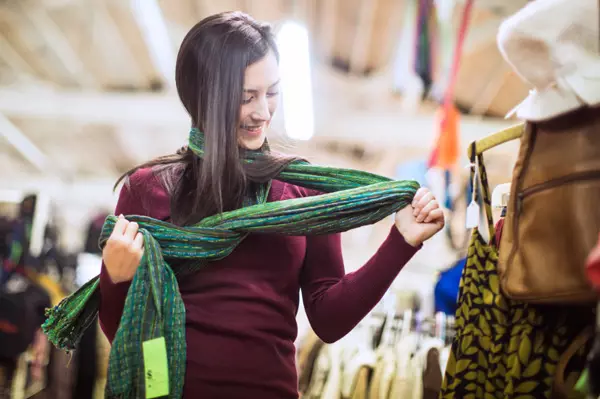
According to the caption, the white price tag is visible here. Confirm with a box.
[465,200,480,229]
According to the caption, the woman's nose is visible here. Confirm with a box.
[251,96,271,121]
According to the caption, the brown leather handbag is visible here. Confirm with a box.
[498,107,600,303]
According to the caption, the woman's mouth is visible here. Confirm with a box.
[240,124,264,137]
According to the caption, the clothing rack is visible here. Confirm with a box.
[368,290,456,346]
[377,310,456,347]
[298,308,456,399]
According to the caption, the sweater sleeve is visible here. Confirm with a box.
[98,168,169,342]
[300,226,421,343]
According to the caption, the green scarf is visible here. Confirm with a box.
[42,129,419,398]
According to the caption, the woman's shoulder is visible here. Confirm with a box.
[117,167,170,219]
[126,167,164,192]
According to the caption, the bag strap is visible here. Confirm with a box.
[553,326,593,397]
[468,141,495,239]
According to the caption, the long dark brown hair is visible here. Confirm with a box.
[115,11,301,226]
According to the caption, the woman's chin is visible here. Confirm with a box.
[238,133,267,150]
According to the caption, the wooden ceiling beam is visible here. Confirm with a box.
[157,0,200,27]
[0,34,37,78]
[239,0,252,14]
[349,0,378,74]
[469,64,510,115]
[0,5,65,83]
[462,17,502,55]
[128,0,177,91]
[194,0,213,19]
[318,0,338,58]
[14,3,96,88]
[195,0,241,18]
[0,112,52,173]
[85,2,148,89]
[373,0,406,69]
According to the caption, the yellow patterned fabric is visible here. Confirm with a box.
[440,150,594,399]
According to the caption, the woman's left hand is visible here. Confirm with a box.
[395,187,445,247]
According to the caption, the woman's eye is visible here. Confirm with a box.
[267,92,279,98]
[242,96,253,104]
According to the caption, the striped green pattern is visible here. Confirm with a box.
[42,129,419,398]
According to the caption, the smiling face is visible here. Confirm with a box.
[237,50,280,150]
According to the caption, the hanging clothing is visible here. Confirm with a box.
[31,348,75,399]
[9,351,48,399]
[1,218,32,285]
[72,322,98,399]
[413,0,438,96]
[93,322,110,399]
[302,324,378,399]
[440,151,594,398]
[27,272,65,308]
[393,0,421,94]
[0,270,51,399]
[387,333,420,398]
[303,342,343,399]
[342,353,374,399]
[369,344,398,399]
[298,315,452,399]
[26,271,71,399]
[584,235,600,397]
[410,337,444,399]
[434,258,466,315]
[0,357,17,399]
[72,252,109,398]
[0,217,13,263]
[297,331,325,396]
[339,330,376,399]
[439,345,451,379]
[429,0,456,98]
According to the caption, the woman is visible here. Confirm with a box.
[99,11,444,399]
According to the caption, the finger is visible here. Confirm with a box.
[416,199,438,222]
[414,191,434,216]
[110,217,129,237]
[124,221,139,241]
[131,232,144,250]
[424,208,444,224]
[411,187,429,207]
[417,191,434,208]
[412,188,430,215]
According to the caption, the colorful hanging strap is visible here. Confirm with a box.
[428,0,475,166]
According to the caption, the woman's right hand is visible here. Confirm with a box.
[102,214,144,284]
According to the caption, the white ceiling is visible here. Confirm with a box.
[1,0,527,185]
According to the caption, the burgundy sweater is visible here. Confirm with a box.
[99,168,420,399]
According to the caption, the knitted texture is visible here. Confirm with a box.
[42,129,419,398]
